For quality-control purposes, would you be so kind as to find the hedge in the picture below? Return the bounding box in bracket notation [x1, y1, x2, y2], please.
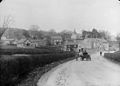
[0, 52, 75, 86]
[0, 48, 63, 55]
[104, 51, 120, 62]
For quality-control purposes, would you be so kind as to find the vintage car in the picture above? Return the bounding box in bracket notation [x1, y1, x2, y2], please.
[76, 48, 91, 61]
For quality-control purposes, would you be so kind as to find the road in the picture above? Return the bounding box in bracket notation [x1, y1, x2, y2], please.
[37, 52, 120, 86]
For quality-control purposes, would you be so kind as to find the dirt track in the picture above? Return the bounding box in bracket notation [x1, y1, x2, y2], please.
[37, 52, 120, 86]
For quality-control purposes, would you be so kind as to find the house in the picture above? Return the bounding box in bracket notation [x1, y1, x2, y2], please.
[30, 39, 47, 47]
[63, 40, 78, 51]
[16, 39, 27, 48]
[16, 39, 47, 48]
[63, 29, 86, 51]
[63, 38, 109, 51]
[63, 39, 84, 51]
[71, 29, 83, 41]
[50, 35, 63, 45]
[1, 36, 15, 45]
[83, 38, 109, 50]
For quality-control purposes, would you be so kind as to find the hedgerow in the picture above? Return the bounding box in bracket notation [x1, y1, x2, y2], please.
[0, 52, 75, 86]
[0, 48, 62, 55]
[104, 51, 120, 62]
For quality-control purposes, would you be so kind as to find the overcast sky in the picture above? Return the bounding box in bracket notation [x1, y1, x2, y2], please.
[0, 0, 120, 36]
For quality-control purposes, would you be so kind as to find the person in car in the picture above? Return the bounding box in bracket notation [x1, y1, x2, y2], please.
[83, 49, 88, 55]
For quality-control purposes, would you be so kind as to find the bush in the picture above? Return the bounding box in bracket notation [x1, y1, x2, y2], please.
[0, 51, 75, 86]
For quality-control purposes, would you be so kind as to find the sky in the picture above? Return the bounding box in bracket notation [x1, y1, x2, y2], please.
[0, 0, 120, 36]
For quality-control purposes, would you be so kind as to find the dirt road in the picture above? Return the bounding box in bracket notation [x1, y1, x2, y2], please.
[37, 52, 120, 86]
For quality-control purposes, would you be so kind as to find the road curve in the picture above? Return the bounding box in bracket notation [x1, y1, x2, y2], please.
[37, 53, 120, 86]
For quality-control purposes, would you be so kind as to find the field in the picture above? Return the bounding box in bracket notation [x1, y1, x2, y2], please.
[0, 47, 75, 86]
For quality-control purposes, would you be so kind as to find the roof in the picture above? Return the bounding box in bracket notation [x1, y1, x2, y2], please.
[2, 28, 27, 40]
[64, 40, 83, 45]
[17, 39, 46, 44]
[17, 39, 27, 44]
[30, 39, 46, 43]
[51, 36, 62, 40]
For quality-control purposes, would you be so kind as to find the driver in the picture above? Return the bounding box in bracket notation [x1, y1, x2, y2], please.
[82, 49, 88, 56]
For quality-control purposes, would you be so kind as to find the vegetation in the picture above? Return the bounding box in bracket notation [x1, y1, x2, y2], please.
[0, 49, 75, 86]
[82, 28, 111, 40]
[104, 51, 120, 63]
[0, 15, 14, 39]
[0, 47, 63, 55]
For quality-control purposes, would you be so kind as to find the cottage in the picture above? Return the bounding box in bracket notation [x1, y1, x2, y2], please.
[17, 39, 27, 48]
[51, 35, 63, 45]
[1, 36, 15, 45]
[16, 39, 47, 48]
[30, 39, 47, 47]
[71, 29, 83, 41]
[63, 39, 84, 51]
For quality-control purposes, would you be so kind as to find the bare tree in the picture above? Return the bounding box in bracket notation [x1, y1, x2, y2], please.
[0, 15, 14, 39]
[1, 15, 14, 28]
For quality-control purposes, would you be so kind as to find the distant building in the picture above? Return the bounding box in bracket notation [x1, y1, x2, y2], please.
[1, 36, 15, 45]
[16, 39, 27, 48]
[50, 35, 63, 45]
[71, 29, 83, 41]
[84, 38, 109, 50]
[16, 39, 47, 48]
[63, 38, 109, 51]
[30, 39, 47, 47]
[63, 39, 84, 51]
[63, 29, 84, 51]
